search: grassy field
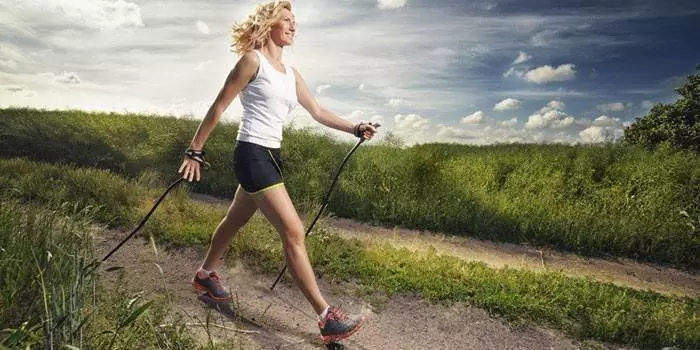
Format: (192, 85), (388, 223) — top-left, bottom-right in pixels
(1, 107), (698, 269)
(1, 157), (698, 349)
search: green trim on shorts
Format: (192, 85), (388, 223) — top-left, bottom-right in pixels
(249, 182), (284, 195)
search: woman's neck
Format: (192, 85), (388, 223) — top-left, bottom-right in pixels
(261, 42), (284, 63)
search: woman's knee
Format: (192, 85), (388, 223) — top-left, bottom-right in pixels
(281, 225), (305, 247)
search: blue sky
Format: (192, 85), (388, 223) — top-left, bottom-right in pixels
(1, 0), (699, 145)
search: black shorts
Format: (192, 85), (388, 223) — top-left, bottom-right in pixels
(233, 140), (284, 194)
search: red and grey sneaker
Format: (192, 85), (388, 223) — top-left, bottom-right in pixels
(191, 270), (231, 302)
(318, 306), (364, 344)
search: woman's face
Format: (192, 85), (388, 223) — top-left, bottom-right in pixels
(270, 8), (296, 47)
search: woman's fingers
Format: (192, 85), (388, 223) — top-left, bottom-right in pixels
(178, 159), (201, 182)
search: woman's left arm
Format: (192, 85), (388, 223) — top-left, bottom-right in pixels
(293, 68), (377, 139)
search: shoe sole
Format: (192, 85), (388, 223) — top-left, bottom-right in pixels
(321, 317), (365, 344)
(192, 280), (233, 302)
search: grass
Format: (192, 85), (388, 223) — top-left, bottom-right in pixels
(1, 107), (698, 269)
(0, 198), (208, 349)
(1, 157), (698, 349)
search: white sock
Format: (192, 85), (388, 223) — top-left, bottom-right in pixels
(197, 267), (213, 278)
(318, 306), (330, 321)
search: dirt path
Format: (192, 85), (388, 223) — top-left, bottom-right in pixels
(95, 229), (599, 350)
(191, 193), (700, 298)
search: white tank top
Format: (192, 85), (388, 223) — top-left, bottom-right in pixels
(236, 50), (298, 148)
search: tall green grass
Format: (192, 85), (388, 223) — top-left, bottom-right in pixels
(1, 107), (698, 269)
(1, 157), (698, 349)
(0, 198), (200, 349)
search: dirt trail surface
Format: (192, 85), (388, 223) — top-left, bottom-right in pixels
(96, 230), (596, 350)
(326, 219), (700, 298)
(191, 193), (700, 298)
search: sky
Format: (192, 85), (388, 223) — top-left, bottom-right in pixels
(1, 0), (699, 146)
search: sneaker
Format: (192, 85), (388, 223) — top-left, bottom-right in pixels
(318, 306), (364, 344)
(191, 270), (232, 302)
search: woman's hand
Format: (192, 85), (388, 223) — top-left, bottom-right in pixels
(178, 157), (201, 182)
(178, 149), (207, 182)
(355, 122), (380, 141)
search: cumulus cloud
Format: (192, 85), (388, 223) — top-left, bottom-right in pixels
(512, 51), (531, 64)
(395, 113), (430, 130)
(316, 84), (331, 94)
(592, 115), (620, 127)
(526, 109), (575, 129)
(498, 118), (518, 127)
(493, 98), (521, 111)
(579, 126), (614, 143)
(196, 20), (210, 35)
(545, 100), (565, 111)
(597, 102), (625, 112)
(523, 64), (576, 84)
(377, 0), (407, 10)
(461, 110), (485, 124)
(436, 125), (473, 139)
(537, 100), (566, 114)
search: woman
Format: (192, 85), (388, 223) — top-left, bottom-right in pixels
(177, 1), (377, 344)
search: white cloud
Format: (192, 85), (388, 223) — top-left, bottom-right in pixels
(194, 60), (212, 71)
(1, 85), (36, 98)
(503, 67), (525, 78)
(512, 51), (531, 64)
(395, 113), (430, 130)
(0, 58), (17, 69)
(498, 118), (518, 127)
(523, 64), (576, 84)
(641, 100), (655, 110)
(545, 100), (566, 111)
(344, 110), (384, 123)
(21, 0), (144, 30)
(597, 102), (625, 112)
(387, 98), (409, 108)
(461, 110), (485, 124)
(592, 115), (620, 127)
(537, 100), (566, 114)
(579, 126), (613, 143)
(436, 125), (472, 139)
(526, 109), (575, 129)
(196, 20), (210, 35)
(41, 71), (81, 85)
(493, 98), (521, 111)
(377, 0), (407, 10)
(358, 83), (365, 90)
(316, 84), (331, 94)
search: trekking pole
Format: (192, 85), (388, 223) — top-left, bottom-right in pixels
(101, 150), (209, 263)
(101, 177), (186, 262)
(270, 123), (379, 291)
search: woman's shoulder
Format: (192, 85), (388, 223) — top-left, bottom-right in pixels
(238, 50), (261, 68)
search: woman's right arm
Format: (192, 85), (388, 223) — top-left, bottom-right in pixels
(179, 51), (259, 182)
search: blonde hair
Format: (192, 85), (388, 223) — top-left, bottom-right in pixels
(231, 1), (293, 54)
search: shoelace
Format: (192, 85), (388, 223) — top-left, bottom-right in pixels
(208, 271), (224, 289)
(327, 307), (348, 321)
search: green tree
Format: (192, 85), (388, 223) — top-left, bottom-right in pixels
(624, 65), (700, 152)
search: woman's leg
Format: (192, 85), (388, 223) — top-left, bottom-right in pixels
(201, 184), (258, 271)
(249, 185), (329, 315)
